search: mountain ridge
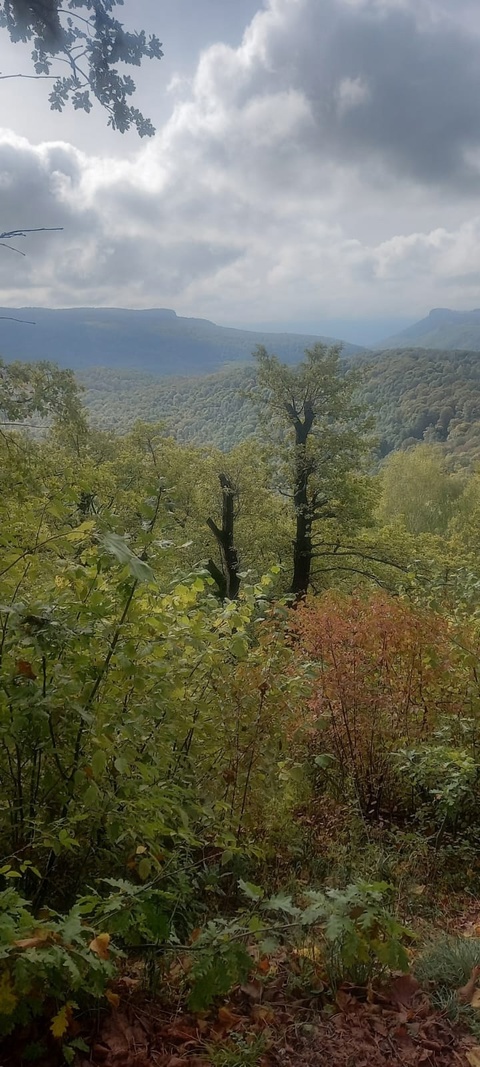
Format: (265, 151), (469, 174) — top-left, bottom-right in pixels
(0, 306), (363, 375)
(377, 308), (480, 351)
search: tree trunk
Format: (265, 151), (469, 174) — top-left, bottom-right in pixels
(206, 473), (241, 599)
(289, 402), (314, 600)
(290, 509), (312, 599)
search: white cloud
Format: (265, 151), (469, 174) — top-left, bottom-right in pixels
(1, 0), (480, 324)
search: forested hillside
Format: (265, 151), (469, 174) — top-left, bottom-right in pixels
(378, 307), (480, 351)
(361, 347), (480, 461)
(81, 346), (480, 461)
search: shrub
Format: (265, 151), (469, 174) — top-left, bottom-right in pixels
(294, 592), (470, 819)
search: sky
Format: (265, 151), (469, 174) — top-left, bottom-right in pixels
(1, 0), (480, 340)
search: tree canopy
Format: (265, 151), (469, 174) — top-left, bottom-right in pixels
(0, 0), (163, 134)
(252, 342), (374, 597)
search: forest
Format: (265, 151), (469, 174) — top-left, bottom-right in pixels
(3, 343), (480, 1066)
(81, 346), (480, 461)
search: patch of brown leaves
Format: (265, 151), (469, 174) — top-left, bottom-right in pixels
(70, 971), (474, 1067)
(275, 975), (470, 1067)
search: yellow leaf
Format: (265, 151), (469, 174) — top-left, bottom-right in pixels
(50, 1001), (74, 1039)
(88, 932), (110, 960)
(471, 990), (480, 1010)
(294, 943), (322, 961)
(106, 989), (120, 1009)
(0, 972), (18, 1015)
(466, 1049), (480, 1067)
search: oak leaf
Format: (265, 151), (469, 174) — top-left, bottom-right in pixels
(89, 932), (111, 959)
(51, 1001), (74, 1039)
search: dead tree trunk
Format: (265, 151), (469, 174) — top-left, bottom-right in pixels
(288, 400), (315, 600)
(206, 473), (241, 599)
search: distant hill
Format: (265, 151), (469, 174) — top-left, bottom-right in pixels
(359, 347), (480, 463)
(80, 347), (480, 462)
(0, 307), (362, 375)
(378, 308), (480, 351)
(80, 365), (257, 451)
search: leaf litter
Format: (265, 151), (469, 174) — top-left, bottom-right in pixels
(68, 968), (475, 1067)
(1, 955), (476, 1066)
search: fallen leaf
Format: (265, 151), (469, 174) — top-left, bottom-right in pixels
(466, 1049), (480, 1067)
(89, 932), (111, 959)
(106, 989), (120, 1008)
(388, 974), (421, 1008)
(336, 989), (357, 1013)
(241, 980), (263, 1001)
(217, 1005), (242, 1029)
(458, 965), (480, 1004)
(252, 1004), (275, 1025)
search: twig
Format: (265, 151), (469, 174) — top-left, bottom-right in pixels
(0, 73), (56, 81)
(0, 228), (63, 239)
(0, 318), (36, 325)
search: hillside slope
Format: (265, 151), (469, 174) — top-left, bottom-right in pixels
(360, 347), (480, 461)
(81, 347), (480, 461)
(0, 307), (361, 375)
(378, 308), (480, 351)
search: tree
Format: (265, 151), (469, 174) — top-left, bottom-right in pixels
(0, 0), (163, 135)
(206, 473), (241, 600)
(253, 343), (374, 599)
(377, 444), (465, 536)
(0, 358), (86, 427)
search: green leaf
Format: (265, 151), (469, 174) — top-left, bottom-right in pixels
(262, 893), (300, 916)
(102, 533), (154, 583)
(91, 750), (107, 779)
(239, 879), (264, 901)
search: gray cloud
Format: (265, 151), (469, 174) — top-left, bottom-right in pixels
(2, 0), (480, 323)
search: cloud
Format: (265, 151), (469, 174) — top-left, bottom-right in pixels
(1, 0), (480, 322)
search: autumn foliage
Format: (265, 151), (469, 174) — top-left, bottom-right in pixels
(294, 592), (474, 818)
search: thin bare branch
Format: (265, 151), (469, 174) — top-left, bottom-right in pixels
(0, 317), (35, 325)
(0, 72), (56, 80)
(0, 228), (63, 240)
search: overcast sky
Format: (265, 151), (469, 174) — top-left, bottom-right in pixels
(1, 0), (480, 336)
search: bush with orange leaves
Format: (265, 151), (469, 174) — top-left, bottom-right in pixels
(294, 592), (477, 821)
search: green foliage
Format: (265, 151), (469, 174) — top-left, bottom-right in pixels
(0, 886), (115, 1039)
(77, 345), (480, 467)
(188, 931), (252, 1011)
(0, 0), (163, 135)
(395, 737), (478, 830)
(0, 359), (85, 428)
(310, 882), (410, 988)
(377, 445), (465, 535)
(359, 347), (480, 462)
(251, 343), (375, 595)
(261, 881), (410, 989)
